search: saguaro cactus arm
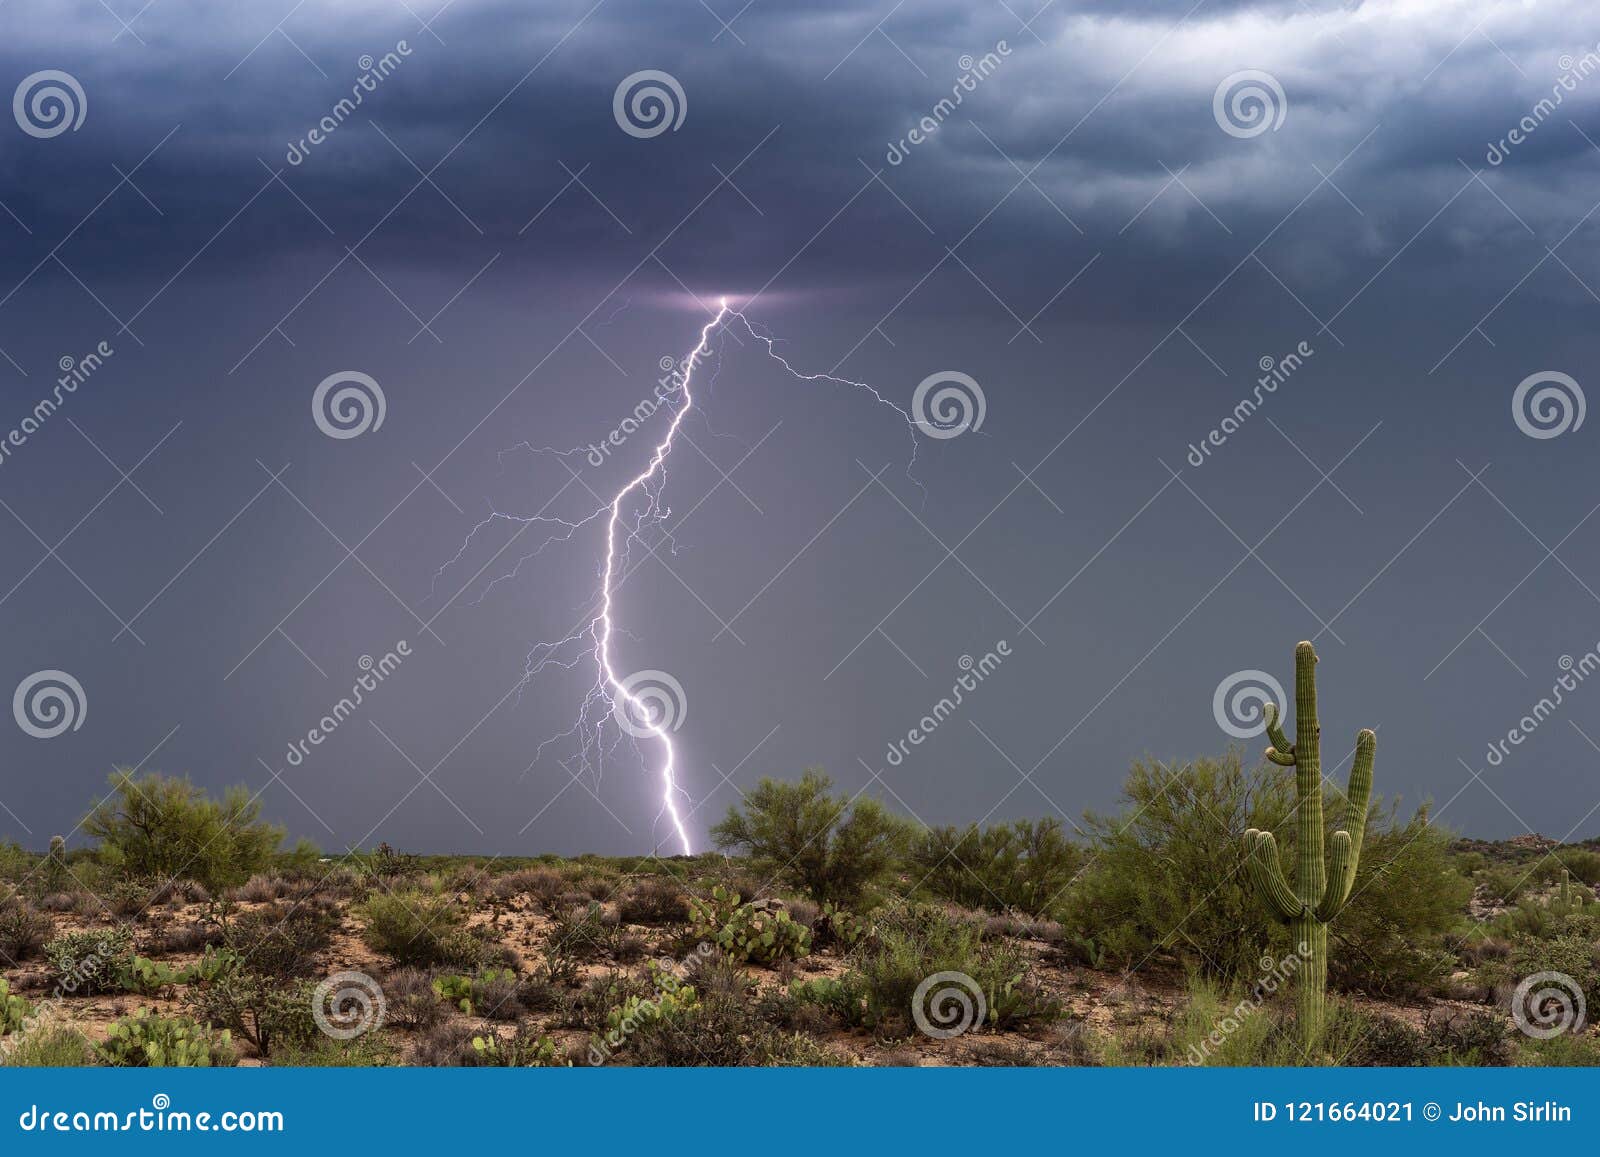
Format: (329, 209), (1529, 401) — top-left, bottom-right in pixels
(1263, 702), (1296, 766)
(1315, 727), (1375, 921)
(1244, 828), (1302, 920)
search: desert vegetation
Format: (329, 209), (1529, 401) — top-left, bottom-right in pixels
(1, 716), (1597, 1067)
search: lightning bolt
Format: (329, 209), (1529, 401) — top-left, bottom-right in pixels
(439, 299), (918, 855)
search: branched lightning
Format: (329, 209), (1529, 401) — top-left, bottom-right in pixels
(437, 301), (918, 855)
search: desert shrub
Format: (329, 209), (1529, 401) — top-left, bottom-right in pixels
(1556, 848), (1600, 887)
(710, 769), (913, 906)
(488, 867), (564, 907)
(1327, 810), (1472, 997)
(1504, 933), (1600, 1018)
(187, 973), (317, 1058)
(44, 927), (134, 996)
(221, 903), (333, 976)
(0, 896), (51, 963)
(411, 1021), (478, 1066)
(96, 1011), (235, 1067)
(909, 818), (1082, 916)
(1, 1024), (94, 1067)
(82, 772), (284, 891)
(1068, 755), (1465, 987)
(549, 901), (618, 962)
(618, 877), (690, 924)
(358, 889), (478, 968)
(267, 1034), (397, 1067)
(384, 968), (444, 1031)
(1521, 1031), (1600, 1066)
(1342, 1013), (1430, 1066)
(1422, 1009), (1514, 1065)
(831, 903), (1058, 1038)
(232, 874), (290, 903)
(557, 971), (651, 1032)
(146, 919), (220, 956)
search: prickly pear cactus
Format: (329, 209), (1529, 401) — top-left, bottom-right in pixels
(1241, 641), (1375, 1046)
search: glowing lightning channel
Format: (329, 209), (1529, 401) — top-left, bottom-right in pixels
(438, 299), (918, 856)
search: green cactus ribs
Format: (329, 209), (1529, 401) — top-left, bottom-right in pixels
(1241, 641), (1375, 1050)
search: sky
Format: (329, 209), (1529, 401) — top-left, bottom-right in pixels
(2, 0), (1600, 857)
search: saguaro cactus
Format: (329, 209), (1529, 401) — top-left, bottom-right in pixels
(45, 834), (67, 890)
(1242, 641), (1374, 1046)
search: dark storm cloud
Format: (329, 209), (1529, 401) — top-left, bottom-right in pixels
(2, 0), (1600, 856)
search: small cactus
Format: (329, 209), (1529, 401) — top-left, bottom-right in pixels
(44, 835), (67, 891)
(1241, 641), (1375, 1048)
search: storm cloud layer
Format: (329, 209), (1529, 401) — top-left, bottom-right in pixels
(1, 0), (1599, 855)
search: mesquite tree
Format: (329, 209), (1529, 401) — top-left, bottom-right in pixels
(1241, 641), (1374, 1046)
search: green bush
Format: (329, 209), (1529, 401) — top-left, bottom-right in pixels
(43, 927), (134, 996)
(187, 973), (318, 1058)
(1, 1025), (94, 1067)
(830, 904), (1059, 1038)
(96, 1011), (235, 1067)
(1067, 754), (1467, 990)
(221, 903), (333, 976)
(357, 889), (479, 968)
(710, 769), (912, 905)
(908, 818), (1082, 916)
(82, 771), (285, 891)
(0, 897), (51, 964)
